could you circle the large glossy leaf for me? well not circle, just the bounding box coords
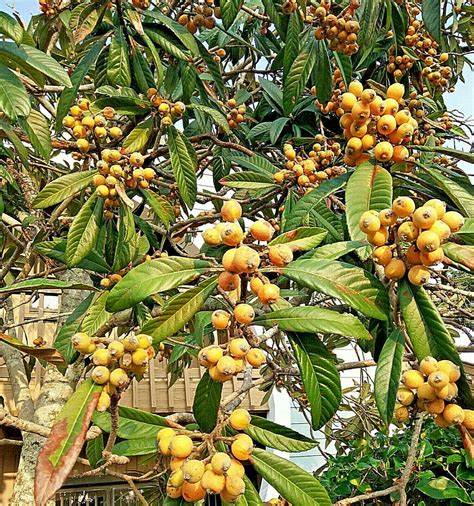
[0,333,65,366]
[188,104,230,134]
[269,227,327,251]
[122,116,154,153]
[281,259,389,320]
[221,0,243,28]
[193,371,222,432]
[253,306,372,341]
[310,240,367,260]
[374,328,404,425]
[220,171,277,190]
[442,242,474,271]
[33,170,96,209]
[86,434,104,469]
[283,174,348,231]
[0,12,24,43]
[167,126,197,208]
[112,438,156,456]
[283,37,317,115]
[106,257,212,312]
[81,291,111,335]
[346,162,392,259]
[399,280,473,408]
[0,63,30,119]
[140,188,175,227]
[66,196,103,267]
[93,406,168,439]
[35,379,102,506]
[107,27,131,87]
[313,40,332,105]
[56,40,104,129]
[290,334,341,429]
[422,0,441,42]
[251,448,331,506]
[455,218,474,245]
[19,109,51,161]
[0,278,95,295]
[283,13,303,78]
[141,276,218,344]
[246,415,317,452]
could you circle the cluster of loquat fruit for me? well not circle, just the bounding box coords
[338,81,418,166]
[226,98,248,129]
[38,0,59,16]
[177,0,220,33]
[281,0,298,14]
[92,148,155,214]
[146,88,186,126]
[274,138,346,192]
[312,68,346,115]
[309,0,361,55]
[395,356,474,432]
[72,332,156,412]
[62,99,123,155]
[158,408,253,502]
[359,197,464,285]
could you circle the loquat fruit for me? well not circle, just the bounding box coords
[250,220,275,242]
[228,338,251,358]
[169,435,194,459]
[436,360,461,382]
[182,459,205,483]
[398,221,419,242]
[402,369,425,389]
[442,211,464,232]
[231,434,253,460]
[268,244,294,267]
[397,387,415,406]
[229,408,251,430]
[417,382,438,401]
[182,481,206,502]
[246,348,266,367]
[210,452,232,475]
[373,245,392,266]
[416,230,440,253]
[221,199,242,222]
[384,258,406,280]
[442,404,465,425]
[212,310,231,330]
[218,271,240,291]
[419,356,438,376]
[232,304,254,326]
[258,283,280,304]
[392,196,415,217]
[428,371,449,389]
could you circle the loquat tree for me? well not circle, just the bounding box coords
[0,0,473,505]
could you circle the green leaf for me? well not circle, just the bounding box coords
[283,38,317,115]
[442,242,474,271]
[455,218,474,245]
[35,379,102,506]
[346,162,392,259]
[167,126,197,208]
[86,434,104,468]
[399,280,473,408]
[0,63,30,119]
[0,278,96,295]
[221,0,243,29]
[333,52,352,88]
[193,371,222,432]
[93,406,168,439]
[113,438,157,456]
[415,145,474,164]
[310,240,367,260]
[122,116,154,153]
[281,259,389,320]
[0,120,29,166]
[246,415,317,452]
[188,104,230,133]
[106,257,212,312]
[283,174,348,231]
[140,188,174,227]
[251,448,331,506]
[81,291,111,336]
[416,475,471,503]
[313,40,332,105]
[220,171,277,190]
[56,40,104,130]
[0,333,66,366]
[144,27,190,62]
[66,196,103,267]
[284,13,303,79]
[0,12,24,43]
[374,329,404,425]
[107,28,131,87]
[290,334,341,429]
[141,276,218,344]
[269,227,327,251]
[422,0,441,43]
[270,117,290,144]
[70,0,107,44]
[33,170,96,209]
[19,109,51,161]
[254,307,372,341]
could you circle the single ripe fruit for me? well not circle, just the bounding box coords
[396,387,415,406]
[169,435,194,459]
[157,427,176,441]
[428,371,449,389]
[201,470,226,493]
[166,483,182,499]
[168,469,185,488]
[222,248,237,272]
[229,408,251,430]
[392,197,416,217]
[442,211,464,232]
[416,230,440,253]
[96,390,111,412]
[182,481,206,502]
[367,227,389,246]
[203,227,222,246]
[250,220,275,242]
[420,248,444,266]
[268,244,293,267]
[225,475,245,497]
[122,335,139,352]
[402,369,425,389]
[216,356,237,376]
[408,265,430,286]
[232,245,260,273]
[246,348,266,367]
[442,404,465,425]
[387,83,405,100]
[373,141,393,162]
[132,348,148,366]
[91,366,110,385]
[130,152,144,167]
[429,220,451,242]
[250,276,264,295]
[231,434,254,460]
[373,246,392,266]
[92,348,111,366]
[436,382,457,401]
[348,80,363,96]
[425,199,446,219]
[182,459,205,483]
[72,332,93,354]
[218,271,240,291]
[417,382,437,401]
[379,209,397,226]
[406,245,421,265]
[198,345,224,366]
[436,360,461,382]
[211,452,232,475]
[221,199,242,222]
[212,310,231,330]
[413,206,437,229]
[384,258,406,280]
[427,398,445,415]
[228,338,251,358]
[359,211,381,233]
[258,283,280,304]
[221,223,244,247]
[419,356,438,376]
[227,458,245,478]
[397,222,419,242]
[395,406,409,422]
[109,368,129,388]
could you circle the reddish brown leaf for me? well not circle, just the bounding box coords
[0,333,66,366]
